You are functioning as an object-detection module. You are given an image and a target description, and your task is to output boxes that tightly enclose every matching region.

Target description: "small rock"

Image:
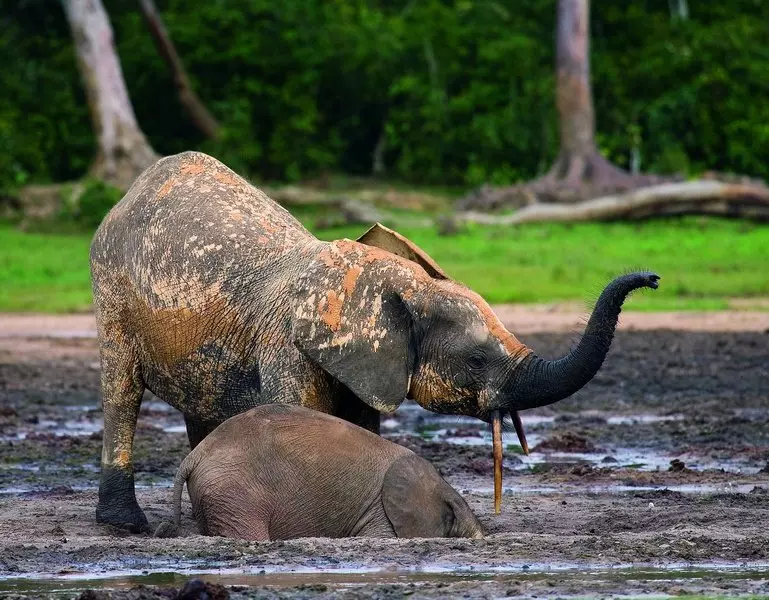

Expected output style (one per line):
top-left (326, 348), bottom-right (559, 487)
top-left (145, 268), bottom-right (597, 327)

top-left (535, 431), bottom-right (596, 453)
top-left (77, 591), bottom-right (109, 600)
top-left (436, 215), bottom-right (467, 236)
top-left (177, 578), bottom-right (229, 600)
top-left (669, 458), bottom-right (692, 473)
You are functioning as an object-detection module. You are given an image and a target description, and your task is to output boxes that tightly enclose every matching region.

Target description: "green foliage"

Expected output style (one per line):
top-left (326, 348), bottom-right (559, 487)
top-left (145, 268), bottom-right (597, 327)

top-left (2, 0), bottom-right (769, 191)
top-left (0, 0), bottom-right (91, 193)
top-left (2, 217), bottom-right (768, 313)
top-left (60, 179), bottom-right (123, 228)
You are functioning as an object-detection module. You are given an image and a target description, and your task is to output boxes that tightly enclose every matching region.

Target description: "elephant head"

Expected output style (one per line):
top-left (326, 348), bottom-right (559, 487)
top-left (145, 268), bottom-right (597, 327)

top-left (382, 454), bottom-right (484, 538)
top-left (292, 224), bottom-right (659, 510)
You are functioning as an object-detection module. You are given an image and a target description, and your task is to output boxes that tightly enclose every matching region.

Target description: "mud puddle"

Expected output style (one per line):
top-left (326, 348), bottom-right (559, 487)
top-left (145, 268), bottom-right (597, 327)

top-left (2, 327), bottom-right (769, 598)
top-left (405, 427), bottom-right (761, 474)
top-left (5, 564), bottom-right (769, 599)
top-left (460, 481), bottom-right (764, 496)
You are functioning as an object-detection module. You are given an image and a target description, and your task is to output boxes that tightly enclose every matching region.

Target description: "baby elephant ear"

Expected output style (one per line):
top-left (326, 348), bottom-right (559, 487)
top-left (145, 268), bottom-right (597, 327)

top-left (382, 454), bottom-right (457, 538)
top-left (357, 223), bottom-right (449, 280)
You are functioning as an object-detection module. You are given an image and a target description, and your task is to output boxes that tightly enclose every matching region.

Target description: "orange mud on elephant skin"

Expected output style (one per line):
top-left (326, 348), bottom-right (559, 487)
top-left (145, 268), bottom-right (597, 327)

top-left (90, 151), bottom-right (659, 532)
top-left (155, 404), bottom-right (484, 541)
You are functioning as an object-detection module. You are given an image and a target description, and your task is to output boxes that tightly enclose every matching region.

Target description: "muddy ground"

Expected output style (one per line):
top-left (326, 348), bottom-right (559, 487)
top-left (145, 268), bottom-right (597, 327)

top-left (1, 312), bottom-right (768, 599)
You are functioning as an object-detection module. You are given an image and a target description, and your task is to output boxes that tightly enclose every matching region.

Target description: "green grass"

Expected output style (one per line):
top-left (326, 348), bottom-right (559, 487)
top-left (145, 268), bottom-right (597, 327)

top-left (312, 217), bottom-right (769, 311)
top-left (0, 225), bottom-right (94, 312)
top-left (2, 216), bottom-right (768, 313)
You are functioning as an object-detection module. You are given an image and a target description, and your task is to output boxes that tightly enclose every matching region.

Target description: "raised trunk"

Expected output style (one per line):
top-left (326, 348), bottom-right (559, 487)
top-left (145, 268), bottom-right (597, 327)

top-left (63, 0), bottom-right (158, 190)
top-left (137, 0), bottom-right (221, 139)
top-left (511, 271), bottom-right (659, 410)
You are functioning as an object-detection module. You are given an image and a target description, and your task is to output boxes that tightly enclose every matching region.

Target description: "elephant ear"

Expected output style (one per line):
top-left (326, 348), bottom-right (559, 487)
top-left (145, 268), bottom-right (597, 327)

top-left (356, 223), bottom-right (449, 280)
top-left (291, 244), bottom-right (418, 414)
top-left (382, 454), bottom-right (456, 538)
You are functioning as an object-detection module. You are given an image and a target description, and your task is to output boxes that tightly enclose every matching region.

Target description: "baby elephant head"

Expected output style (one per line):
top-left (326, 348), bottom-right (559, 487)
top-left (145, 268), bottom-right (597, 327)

top-left (382, 454), bottom-right (484, 538)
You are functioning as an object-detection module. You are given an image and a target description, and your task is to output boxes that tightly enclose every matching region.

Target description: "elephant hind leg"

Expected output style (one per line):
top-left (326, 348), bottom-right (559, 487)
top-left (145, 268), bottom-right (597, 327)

top-left (184, 416), bottom-right (218, 449)
top-left (193, 481), bottom-right (271, 540)
top-left (207, 518), bottom-right (270, 541)
top-left (96, 322), bottom-right (149, 532)
top-left (204, 516), bottom-right (270, 542)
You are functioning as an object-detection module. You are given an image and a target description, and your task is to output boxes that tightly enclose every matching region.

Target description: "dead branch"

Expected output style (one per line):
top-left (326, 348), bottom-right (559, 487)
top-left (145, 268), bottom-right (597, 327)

top-left (455, 180), bottom-right (769, 225)
top-left (138, 0), bottom-right (220, 139)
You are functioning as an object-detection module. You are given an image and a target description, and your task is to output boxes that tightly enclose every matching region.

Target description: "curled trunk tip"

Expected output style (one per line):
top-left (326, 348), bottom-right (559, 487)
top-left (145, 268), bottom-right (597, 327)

top-left (511, 271), bottom-right (660, 410)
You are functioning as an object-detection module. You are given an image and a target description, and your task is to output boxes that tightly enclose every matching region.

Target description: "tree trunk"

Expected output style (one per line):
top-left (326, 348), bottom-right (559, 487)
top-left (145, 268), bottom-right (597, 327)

top-left (458, 0), bottom-right (667, 210)
top-left (553, 0), bottom-right (595, 177)
top-left (544, 0), bottom-right (636, 196)
top-left (137, 0), bottom-right (221, 139)
top-left (62, 0), bottom-right (158, 190)
top-left (668, 0), bottom-right (689, 20)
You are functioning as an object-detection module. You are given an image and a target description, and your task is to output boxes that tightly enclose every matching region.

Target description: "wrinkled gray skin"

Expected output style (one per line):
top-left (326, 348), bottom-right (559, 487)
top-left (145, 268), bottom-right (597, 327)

top-left (156, 404), bottom-right (485, 540)
top-left (90, 151), bottom-right (659, 532)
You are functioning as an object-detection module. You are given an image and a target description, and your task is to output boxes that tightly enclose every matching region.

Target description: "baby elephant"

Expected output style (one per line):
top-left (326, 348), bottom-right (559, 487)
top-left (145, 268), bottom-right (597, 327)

top-left (156, 404), bottom-right (484, 540)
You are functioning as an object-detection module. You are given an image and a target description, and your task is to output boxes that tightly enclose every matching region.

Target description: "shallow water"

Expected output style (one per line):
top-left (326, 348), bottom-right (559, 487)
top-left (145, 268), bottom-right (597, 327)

top-left (405, 427), bottom-right (761, 475)
top-left (458, 481), bottom-right (762, 496)
top-left (4, 562), bottom-right (769, 597)
top-left (1, 399), bottom-right (762, 497)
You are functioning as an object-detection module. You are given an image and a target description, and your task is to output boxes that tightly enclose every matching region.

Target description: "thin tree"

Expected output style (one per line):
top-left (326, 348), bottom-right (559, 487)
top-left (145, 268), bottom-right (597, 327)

top-left (137, 0), bottom-right (221, 139)
top-left (460, 0), bottom-right (662, 209)
top-left (550, 1), bottom-right (620, 189)
top-left (62, 0), bottom-right (158, 189)
top-left (457, 0), bottom-right (769, 218)
top-left (539, 0), bottom-right (650, 201)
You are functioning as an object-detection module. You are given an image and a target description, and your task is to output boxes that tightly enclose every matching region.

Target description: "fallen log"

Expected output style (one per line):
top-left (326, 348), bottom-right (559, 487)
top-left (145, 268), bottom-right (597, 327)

top-left (455, 180), bottom-right (769, 225)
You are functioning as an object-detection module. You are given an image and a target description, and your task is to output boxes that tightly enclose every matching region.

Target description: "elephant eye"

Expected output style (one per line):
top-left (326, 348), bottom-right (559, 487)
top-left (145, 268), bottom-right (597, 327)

top-left (466, 353), bottom-right (485, 372)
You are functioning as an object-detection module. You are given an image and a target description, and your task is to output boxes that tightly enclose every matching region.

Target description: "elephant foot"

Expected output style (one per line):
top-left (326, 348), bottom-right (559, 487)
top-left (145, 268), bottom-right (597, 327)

top-left (154, 520), bottom-right (179, 538)
top-left (96, 465), bottom-right (150, 533)
top-left (96, 501), bottom-right (150, 533)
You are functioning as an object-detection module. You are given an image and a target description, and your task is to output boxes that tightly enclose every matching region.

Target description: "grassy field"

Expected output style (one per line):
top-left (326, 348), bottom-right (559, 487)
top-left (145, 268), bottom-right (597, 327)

top-left (1, 216), bottom-right (768, 313)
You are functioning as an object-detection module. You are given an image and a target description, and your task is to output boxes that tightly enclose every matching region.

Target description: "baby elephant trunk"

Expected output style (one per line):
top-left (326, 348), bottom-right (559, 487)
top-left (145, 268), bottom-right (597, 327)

top-left (155, 449), bottom-right (199, 538)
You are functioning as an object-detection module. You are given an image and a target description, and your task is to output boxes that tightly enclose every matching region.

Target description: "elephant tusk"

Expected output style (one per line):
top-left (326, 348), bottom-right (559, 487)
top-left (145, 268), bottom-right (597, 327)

top-left (511, 411), bottom-right (529, 456)
top-left (492, 409), bottom-right (503, 514)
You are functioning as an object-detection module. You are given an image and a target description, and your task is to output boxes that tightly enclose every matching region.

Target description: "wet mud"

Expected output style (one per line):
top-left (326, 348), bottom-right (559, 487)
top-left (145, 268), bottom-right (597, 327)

top-left (1, 319), bottom-right (768, 598)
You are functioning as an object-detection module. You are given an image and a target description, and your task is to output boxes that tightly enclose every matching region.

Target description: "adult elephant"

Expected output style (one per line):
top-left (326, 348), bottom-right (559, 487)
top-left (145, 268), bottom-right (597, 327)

top-left (90, 151), bottom-right (659, 532)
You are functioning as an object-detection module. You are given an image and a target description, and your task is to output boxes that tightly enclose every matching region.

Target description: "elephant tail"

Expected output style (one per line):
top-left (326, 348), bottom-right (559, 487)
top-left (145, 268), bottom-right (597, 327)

top-left (154, 449), bottom-right (197, 538)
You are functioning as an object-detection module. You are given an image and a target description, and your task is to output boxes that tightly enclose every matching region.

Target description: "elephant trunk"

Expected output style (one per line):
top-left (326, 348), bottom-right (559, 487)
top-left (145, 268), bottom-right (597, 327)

top-left (510, 271), bottom-right (659, 410)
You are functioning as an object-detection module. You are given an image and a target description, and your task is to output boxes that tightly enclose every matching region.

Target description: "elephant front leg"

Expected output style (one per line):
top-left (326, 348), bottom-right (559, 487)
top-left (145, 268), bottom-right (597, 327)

top-left (96, 336), bottom-right (149, 532)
